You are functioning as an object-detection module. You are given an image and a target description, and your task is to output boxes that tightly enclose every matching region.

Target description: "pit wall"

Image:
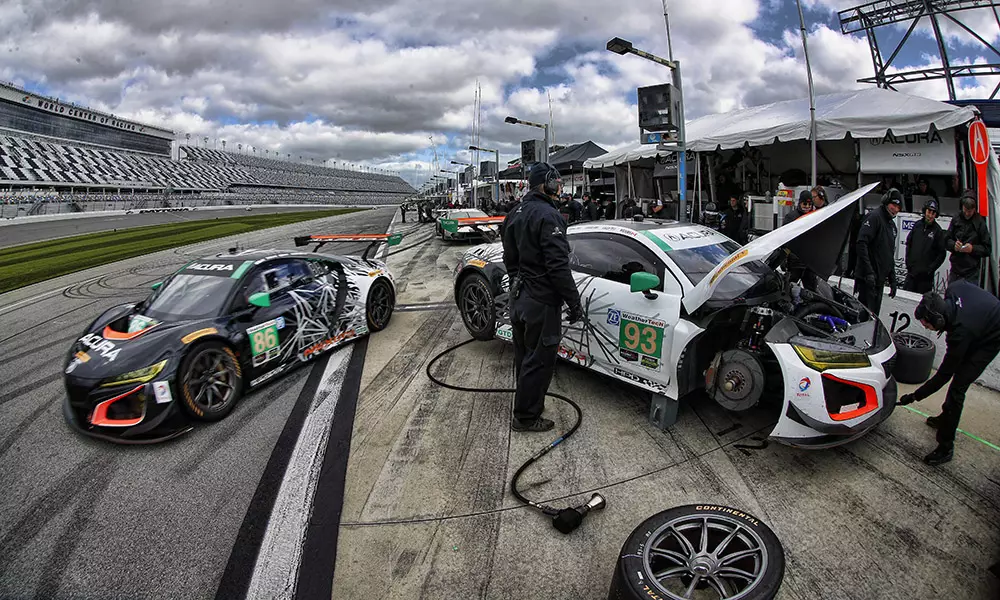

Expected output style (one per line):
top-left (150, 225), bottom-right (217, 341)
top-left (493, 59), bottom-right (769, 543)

top-left (831, 279), bottom-right (1000, 392)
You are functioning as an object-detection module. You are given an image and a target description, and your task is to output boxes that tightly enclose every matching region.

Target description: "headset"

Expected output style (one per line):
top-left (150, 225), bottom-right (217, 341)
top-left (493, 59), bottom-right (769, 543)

top-left (882, 188), bottom-right (903, 207)
top-left (530, 162), bottom-right (563, 196)
top-left (914, 292), bottom-right (948, 331)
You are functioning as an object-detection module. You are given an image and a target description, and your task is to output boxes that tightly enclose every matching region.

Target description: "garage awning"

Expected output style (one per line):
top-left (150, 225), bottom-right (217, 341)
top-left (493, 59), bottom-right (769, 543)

top-left (585, 88), bottom-right (977, 168)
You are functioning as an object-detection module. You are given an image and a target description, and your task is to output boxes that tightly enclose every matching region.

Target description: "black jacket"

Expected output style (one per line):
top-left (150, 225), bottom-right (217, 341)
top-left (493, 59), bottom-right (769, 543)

top-left (905, 218), bottom-right (945, 276)
top-left (566, 200), bottom-right (582, 223)
top-left (582, 200), bottom-right (600, 221)
top-left (502, 191), bottom-right (582, 309)
top-left (722, 205), bottom-right (749, 244)
top-left (783, 206), bottom-right (808, 226)
top-left (855, 205), bottom-right (898, 286)
top-left (914, 280), bottom-right (1000, 400)
top-left (944, 211), bottom-right (991, 280)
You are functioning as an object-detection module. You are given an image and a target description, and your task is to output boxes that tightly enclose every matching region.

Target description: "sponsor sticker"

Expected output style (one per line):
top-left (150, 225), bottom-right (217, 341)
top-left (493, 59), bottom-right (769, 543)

top-left (128, 314), bottom-right (159, 333)
top-left (181, 327), bottom-right (218, 345)
top-left (185, 262), bottom-right (236, 272)
top-left (152, 381), bottom-right (173, 404)
top-left (469, 259), bottom-right (488, 268)
top-left (78, 333), bottom-right (120, 361)
top-left (619, 348), bottom-right (638, 362)
top-left (496, 325), bottom-right (513, 341)
top-left (275, 316), bottom-right (286, 330)
top-left (796, 376), bottom-right (811, 397)
top-left (251, 364), bottom-right (288, 387)
top-left (710, 249), bottom-right (749, 285)
top-left (300, 329), bottom-right (357, 360)
top-left (640, 356), bottom-right (660, 371)
top-left (617, 311), bottom-right (666, 364)
top-left (248, 320), bottom-right (281, 365)
top-left (558, 345), bottom-right (588, 364)
top-left (607, 309), bottom-right (621, 325)
top-left (612, 366), bottom-right (667, 392)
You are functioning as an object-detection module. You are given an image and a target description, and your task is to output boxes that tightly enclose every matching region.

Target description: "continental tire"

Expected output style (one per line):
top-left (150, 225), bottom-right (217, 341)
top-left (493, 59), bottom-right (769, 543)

top-left (366, 278), bottom-right (394, 332)
top-left (458, 273), bottom-right (496, 341)
top-left (891, 331), bottom-right (935, 384)
top-left (178, 342), bottom-right (243, 422)
top-left (608, 504), bottom-right (785, 600)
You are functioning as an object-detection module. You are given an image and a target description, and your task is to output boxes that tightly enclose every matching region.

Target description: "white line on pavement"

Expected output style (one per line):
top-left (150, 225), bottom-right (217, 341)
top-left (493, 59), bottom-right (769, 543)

top-left (0, 276), bottom-right (101, 315)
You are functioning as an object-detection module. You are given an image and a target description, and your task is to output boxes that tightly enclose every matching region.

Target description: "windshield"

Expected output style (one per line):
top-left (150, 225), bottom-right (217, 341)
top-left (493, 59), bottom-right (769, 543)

top-left (668, 241), bottom-right (773, 300)
top-left (144, 274), bottom-right (238, 320)
top-left (451, 210), bottom-right (486, 219)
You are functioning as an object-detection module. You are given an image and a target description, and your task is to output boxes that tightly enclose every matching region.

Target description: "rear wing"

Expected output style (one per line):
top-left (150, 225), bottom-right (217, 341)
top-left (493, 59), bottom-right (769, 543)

top-left (440, 216), bottom-right (505, 240)
top-left (294, 233), bottom-right (403, 260)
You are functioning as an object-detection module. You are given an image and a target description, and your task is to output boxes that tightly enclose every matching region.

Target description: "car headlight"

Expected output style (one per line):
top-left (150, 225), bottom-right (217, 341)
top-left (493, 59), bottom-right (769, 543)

top-left (99, 359), bottom-right (168, 387)
top-left (792, 345), bottom-right (870, 371)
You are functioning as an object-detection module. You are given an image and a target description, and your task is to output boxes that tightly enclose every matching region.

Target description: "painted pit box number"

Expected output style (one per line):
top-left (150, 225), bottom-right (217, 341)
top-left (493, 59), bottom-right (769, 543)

top-left (620, 320), bottom-right (662, 359)
top-left (250, 324), bottom-right (279, 356)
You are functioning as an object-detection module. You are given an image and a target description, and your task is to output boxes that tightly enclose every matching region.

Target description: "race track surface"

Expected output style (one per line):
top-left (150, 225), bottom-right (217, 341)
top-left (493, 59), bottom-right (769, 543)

top-left (0, 205), bottom-right (359, 249)
top-left (0, 207), bottom-right (393, 599)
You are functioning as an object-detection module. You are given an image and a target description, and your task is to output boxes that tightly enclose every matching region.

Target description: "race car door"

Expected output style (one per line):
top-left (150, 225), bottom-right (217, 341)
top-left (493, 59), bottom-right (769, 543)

top-left (563, 231), bottom-right (683, 395)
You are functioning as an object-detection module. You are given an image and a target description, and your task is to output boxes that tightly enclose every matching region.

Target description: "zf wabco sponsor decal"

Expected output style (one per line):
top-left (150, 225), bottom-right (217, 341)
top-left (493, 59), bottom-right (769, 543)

top-left (78, 333), bottom-right (120, 361)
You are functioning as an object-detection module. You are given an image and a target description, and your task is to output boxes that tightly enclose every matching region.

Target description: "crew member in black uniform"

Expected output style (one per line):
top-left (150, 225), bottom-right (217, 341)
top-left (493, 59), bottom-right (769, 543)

top-left (502, 162), bottom-right (584, 432)
top-left (899, 281), bottom-right (1000, 465)
top-left (721, 192), bottom-right (750, 244)
top-left (944, 191), bottom-right (991, 285)
top-left (855, 188), bottom-right (901, 316)
top-left (904, 199), bottom-right (945, 293)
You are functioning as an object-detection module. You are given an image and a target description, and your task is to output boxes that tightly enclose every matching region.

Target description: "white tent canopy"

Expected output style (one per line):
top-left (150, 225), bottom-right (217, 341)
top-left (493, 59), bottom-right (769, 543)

top-left (585, 88), bottom-right (977, 168)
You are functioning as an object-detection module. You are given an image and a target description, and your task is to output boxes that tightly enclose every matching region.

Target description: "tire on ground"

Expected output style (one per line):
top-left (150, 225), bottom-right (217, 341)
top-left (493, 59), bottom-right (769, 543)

top-left (891, 331), bottom-right (935, 384)
top-left (458, 273), bottom-right (497, 342)
top-left (366, 278), bottom-right (395, 332)
top-left (179, 341), bottom-right (243, 422)
top-left (608, 504), bottom-right (785, 600)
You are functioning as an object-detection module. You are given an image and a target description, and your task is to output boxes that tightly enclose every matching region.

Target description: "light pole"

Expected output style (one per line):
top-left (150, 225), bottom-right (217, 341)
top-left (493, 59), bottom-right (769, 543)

top-left (469, 145), bottom-right (499, 212)
top-left (504, 116), bottom-right (549, 163)
top-left (452, 160), bottom-right (473, 208)
top-left (607, 35), bottom-right (688, 221)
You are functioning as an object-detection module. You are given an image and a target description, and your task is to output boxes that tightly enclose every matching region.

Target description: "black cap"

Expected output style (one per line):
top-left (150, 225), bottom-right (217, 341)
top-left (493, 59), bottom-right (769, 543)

top-left (528, 162), bottom-right (560, 189)
top-left (924, 199), bottom-right (939, 213)
top-left (882, 188), bottom-right (903, 207)
top-left (798, 190), bottom-right (812, 205)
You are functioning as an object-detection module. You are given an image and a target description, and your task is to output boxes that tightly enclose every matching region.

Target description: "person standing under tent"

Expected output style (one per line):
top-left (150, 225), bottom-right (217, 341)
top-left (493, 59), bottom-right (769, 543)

top-left (904, 199), bottom-right (945, 294)
top-left (855, 188), bottom-right (901, 316)
top-left (944, 191), bottom-right (991, 286)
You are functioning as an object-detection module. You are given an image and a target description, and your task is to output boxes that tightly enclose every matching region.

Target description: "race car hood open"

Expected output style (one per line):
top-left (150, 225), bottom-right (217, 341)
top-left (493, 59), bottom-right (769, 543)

top-left (683, 182), bottom-right (879, 314)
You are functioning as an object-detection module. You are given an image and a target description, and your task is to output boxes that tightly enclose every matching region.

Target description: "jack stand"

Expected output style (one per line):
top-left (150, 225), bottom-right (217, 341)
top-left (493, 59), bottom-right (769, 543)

top-left (648, 394), bottom-right (679, 431)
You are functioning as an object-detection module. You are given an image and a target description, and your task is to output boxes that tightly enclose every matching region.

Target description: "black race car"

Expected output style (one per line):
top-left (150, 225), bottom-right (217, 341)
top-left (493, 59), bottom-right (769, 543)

top-left (63, 234), bottom-right (400, 444)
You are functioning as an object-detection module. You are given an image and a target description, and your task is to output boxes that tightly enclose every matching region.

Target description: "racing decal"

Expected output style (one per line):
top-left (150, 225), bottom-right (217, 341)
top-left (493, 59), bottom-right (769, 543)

top-left (796, 377), bottom-right (812, 398)
top-left (468, 259), bottom-right (487, 268)
top-left (78, 333), bottom-right (120, 361)
top-left (185, 262), bottom-right (236, 273)
top-left (613, 366), bottom-right (668, 394)
top-left (640, 356), bottom-right (660, 371)
top-left (694, 506), bottom-right (760, 527)
top-left (248, 320), bottom-right (282, 366)
top-left (612, 310), bottom-right (666, 361)
top-left (65, 351), bottom-right (90, 374)
top-left (710, 249), bottom-right (749, 285)
top-left (301, 328), bottom-right (357, 360)
top-left (181, 327), bottom-right (218, 345)
top-left (152, 381), bottom-right (173, 404)
top-left (251, 363), bottom-right (290, 387)
top-left (558, 345), bottom-right (588, 364)
top-left (619, 348), bottom-right (638, 362)
top-left (496, 324), bottom-right (513, 341)
top-left (368, 269), bottom-right (385, 277)
top-left (127, 314), bottom-right (160, 334)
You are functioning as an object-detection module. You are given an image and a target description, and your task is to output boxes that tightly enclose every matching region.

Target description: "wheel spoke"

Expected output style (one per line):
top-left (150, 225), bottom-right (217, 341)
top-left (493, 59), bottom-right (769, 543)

top-left (712, 525), bottom-right (742, 558)
top-left (717, 566), bottom-right (756, 581)
top-left (682, 574), bottom-right (701, 599)
top-left (652, 566), bottom-right (688, 581)
top-left (706, 575), bottom-right (732, 598)
top-left (718, 547), bottom-right (761, 565)
top-left (195, 385), bottom-right (209, 408)
top-left (649, 548), bottom-right (688, 565)
top-left (699, 517), bottom-right (709, 553)
top-left (669, 526), bottom-right (697, 559)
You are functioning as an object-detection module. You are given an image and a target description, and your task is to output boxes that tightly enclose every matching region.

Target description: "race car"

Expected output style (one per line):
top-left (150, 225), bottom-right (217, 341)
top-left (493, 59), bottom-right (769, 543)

top-left (436, 209), bottom-right (502, 241)
top-left (62, 233), bottom-right (400, 444)
top-left (453, 183), bottom-right (898, 449)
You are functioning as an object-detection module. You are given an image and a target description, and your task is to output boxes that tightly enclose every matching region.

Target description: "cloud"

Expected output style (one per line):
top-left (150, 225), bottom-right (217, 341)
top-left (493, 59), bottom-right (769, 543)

top-left (2, 0), bottom-right (993, 187)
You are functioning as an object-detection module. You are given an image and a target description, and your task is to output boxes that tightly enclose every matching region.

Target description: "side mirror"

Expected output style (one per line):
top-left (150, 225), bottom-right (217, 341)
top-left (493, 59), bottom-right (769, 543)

top-left (630, 272), bottom-right (660, 294)
top-left (151, 281), bottom-right (162, 291)
top-left (248, 292), bottom-right (271, 308)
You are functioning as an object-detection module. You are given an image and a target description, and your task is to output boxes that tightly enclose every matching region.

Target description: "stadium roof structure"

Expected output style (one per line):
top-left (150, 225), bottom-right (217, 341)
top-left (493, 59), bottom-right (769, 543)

top-left (584, 87), bottom-right (977, 168)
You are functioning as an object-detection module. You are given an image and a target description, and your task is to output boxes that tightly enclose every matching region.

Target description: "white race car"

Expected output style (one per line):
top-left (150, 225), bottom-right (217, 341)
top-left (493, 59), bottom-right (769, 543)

top-left (453, 183), bottom-right (897, 448)
top-left (436, 209), bottom-right (500, 241)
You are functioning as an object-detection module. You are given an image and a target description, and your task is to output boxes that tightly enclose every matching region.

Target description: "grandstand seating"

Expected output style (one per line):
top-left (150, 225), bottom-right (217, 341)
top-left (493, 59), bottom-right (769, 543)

top-left (0, 133), bottom-right (415, 207)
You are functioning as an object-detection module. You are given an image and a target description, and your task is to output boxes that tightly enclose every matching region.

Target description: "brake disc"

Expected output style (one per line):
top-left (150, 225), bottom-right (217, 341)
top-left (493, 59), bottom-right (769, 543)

top-left (712, 349), bottom-right (765, 412)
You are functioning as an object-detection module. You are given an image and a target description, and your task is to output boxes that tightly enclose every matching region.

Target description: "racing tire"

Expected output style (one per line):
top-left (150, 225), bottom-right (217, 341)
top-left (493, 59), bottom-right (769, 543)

top-left (608, 505), bottom-right (785, 600)
top-left (458, 273), bottom-right (496, 341)
top-left (178, 341), bottom-right (243, 422)
top-left (366, 278), bottom-right (394, 332)
top-left (891, 331), bottom-right (935, 384)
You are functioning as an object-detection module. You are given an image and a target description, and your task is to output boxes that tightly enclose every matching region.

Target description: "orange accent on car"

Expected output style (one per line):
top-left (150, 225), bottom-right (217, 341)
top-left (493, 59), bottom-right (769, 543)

top-left (103, 323), bottom-right (159, 340)
top-left (181, 328), bottom-right (218, 345)
top-left (307, 234), bottom-right (393, 240)
top-left (90, 385), bottom-right (145, 427)
top-left (822, 374), bottom-right (879, 421)
top-left (455, 216), bottom-right (505, 226)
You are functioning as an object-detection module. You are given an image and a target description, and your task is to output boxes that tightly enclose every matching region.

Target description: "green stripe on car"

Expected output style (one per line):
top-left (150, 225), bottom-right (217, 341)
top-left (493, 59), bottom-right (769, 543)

top-left (641, 231), bottom-right (672, 253)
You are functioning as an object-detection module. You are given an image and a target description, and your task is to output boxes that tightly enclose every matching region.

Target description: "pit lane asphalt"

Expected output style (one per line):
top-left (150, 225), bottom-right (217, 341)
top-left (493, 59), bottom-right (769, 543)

top-left (0, 205), bottom-right (351, 249)
top-left (0, 207), bottom-right (401, 599)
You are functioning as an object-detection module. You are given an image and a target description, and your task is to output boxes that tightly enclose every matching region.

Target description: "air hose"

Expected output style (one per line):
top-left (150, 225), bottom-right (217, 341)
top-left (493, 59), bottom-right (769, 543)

top-left (425, 338), bottom-right (606, 533)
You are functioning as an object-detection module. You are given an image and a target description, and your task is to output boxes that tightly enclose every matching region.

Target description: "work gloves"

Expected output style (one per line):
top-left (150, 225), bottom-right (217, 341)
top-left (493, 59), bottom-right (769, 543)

top-left (898, 393), bottom-right (917, 406)
top-left (566, 304), bottom-right (584, 324)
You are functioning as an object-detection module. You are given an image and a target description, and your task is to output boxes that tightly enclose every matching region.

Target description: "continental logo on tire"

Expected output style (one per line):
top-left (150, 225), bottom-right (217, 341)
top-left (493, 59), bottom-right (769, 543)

top-left (710, 249), bottom-right (748, 285)
top-left (224, 347), bottom-right (242, 377)
top-left (182, 383), bottom-right (204, 417)
top-left (695, 505), bottom-right (760, 526)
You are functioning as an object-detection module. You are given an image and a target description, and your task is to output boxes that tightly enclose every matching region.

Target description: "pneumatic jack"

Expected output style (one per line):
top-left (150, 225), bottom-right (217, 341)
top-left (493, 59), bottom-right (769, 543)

top-left (426, 338), bottom-right (608, 535)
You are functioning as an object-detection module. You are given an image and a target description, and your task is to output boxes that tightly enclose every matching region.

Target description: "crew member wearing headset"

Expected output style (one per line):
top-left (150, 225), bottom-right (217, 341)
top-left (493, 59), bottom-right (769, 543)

top-left (502, 162), bottom-right (584, 432)
top-left (899, 281), bottom-right (1000, 465)
top-left (904, 199), bottom-right (945, 294)
top-left (855, 188), bottom-right (901, 316)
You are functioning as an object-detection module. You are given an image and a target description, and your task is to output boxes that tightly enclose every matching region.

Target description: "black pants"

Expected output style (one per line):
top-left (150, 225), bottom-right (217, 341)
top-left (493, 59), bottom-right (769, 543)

top-left (949, 268), bottom-right (979, 286)
top-left (511, 293), bottom-right (563, 423)
top-left (936, 338), bottom-right (1000, 448)
top-left (904, 272), bottom-right (934, 294)
top-left (855, 278), bottom-right (883, 318)
top-left (400, 207), bottom-right (406, 223)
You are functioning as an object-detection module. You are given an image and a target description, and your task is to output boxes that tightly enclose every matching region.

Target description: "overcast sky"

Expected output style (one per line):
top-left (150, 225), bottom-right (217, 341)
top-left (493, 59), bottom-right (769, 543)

top-left (2, 0), bottom-right (999, 186)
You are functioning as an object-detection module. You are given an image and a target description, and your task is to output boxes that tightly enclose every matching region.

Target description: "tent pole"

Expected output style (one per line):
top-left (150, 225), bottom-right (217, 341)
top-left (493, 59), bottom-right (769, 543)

top-left (796, 0), bottom-right (818, 188)
top-left (707, 153), bottom-right (717, 210)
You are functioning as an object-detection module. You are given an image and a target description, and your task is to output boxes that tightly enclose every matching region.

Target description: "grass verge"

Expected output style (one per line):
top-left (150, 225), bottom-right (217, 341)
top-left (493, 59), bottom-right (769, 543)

top-left (0, 208), bottom-right (362, 294)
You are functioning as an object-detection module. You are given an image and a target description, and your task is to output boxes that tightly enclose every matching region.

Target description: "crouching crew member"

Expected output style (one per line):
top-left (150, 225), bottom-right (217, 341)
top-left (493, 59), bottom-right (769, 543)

top-left (899, 281), bottom-right (1000, 465)
top-left (855, 188), bottom-right (901, 316)
top-left (904, 199), bottom-right (945, 294)
top-left (502, 162), bottom-right (584, 432)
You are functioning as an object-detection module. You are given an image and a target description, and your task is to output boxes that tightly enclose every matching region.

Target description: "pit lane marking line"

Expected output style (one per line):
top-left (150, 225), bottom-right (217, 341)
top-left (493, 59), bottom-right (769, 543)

top-left (901, 405), bottom-right (1000, 453)
top-left (245, 346), bottom-right (352, 600)
top-left (0, 276), bottom-right (101, 315)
